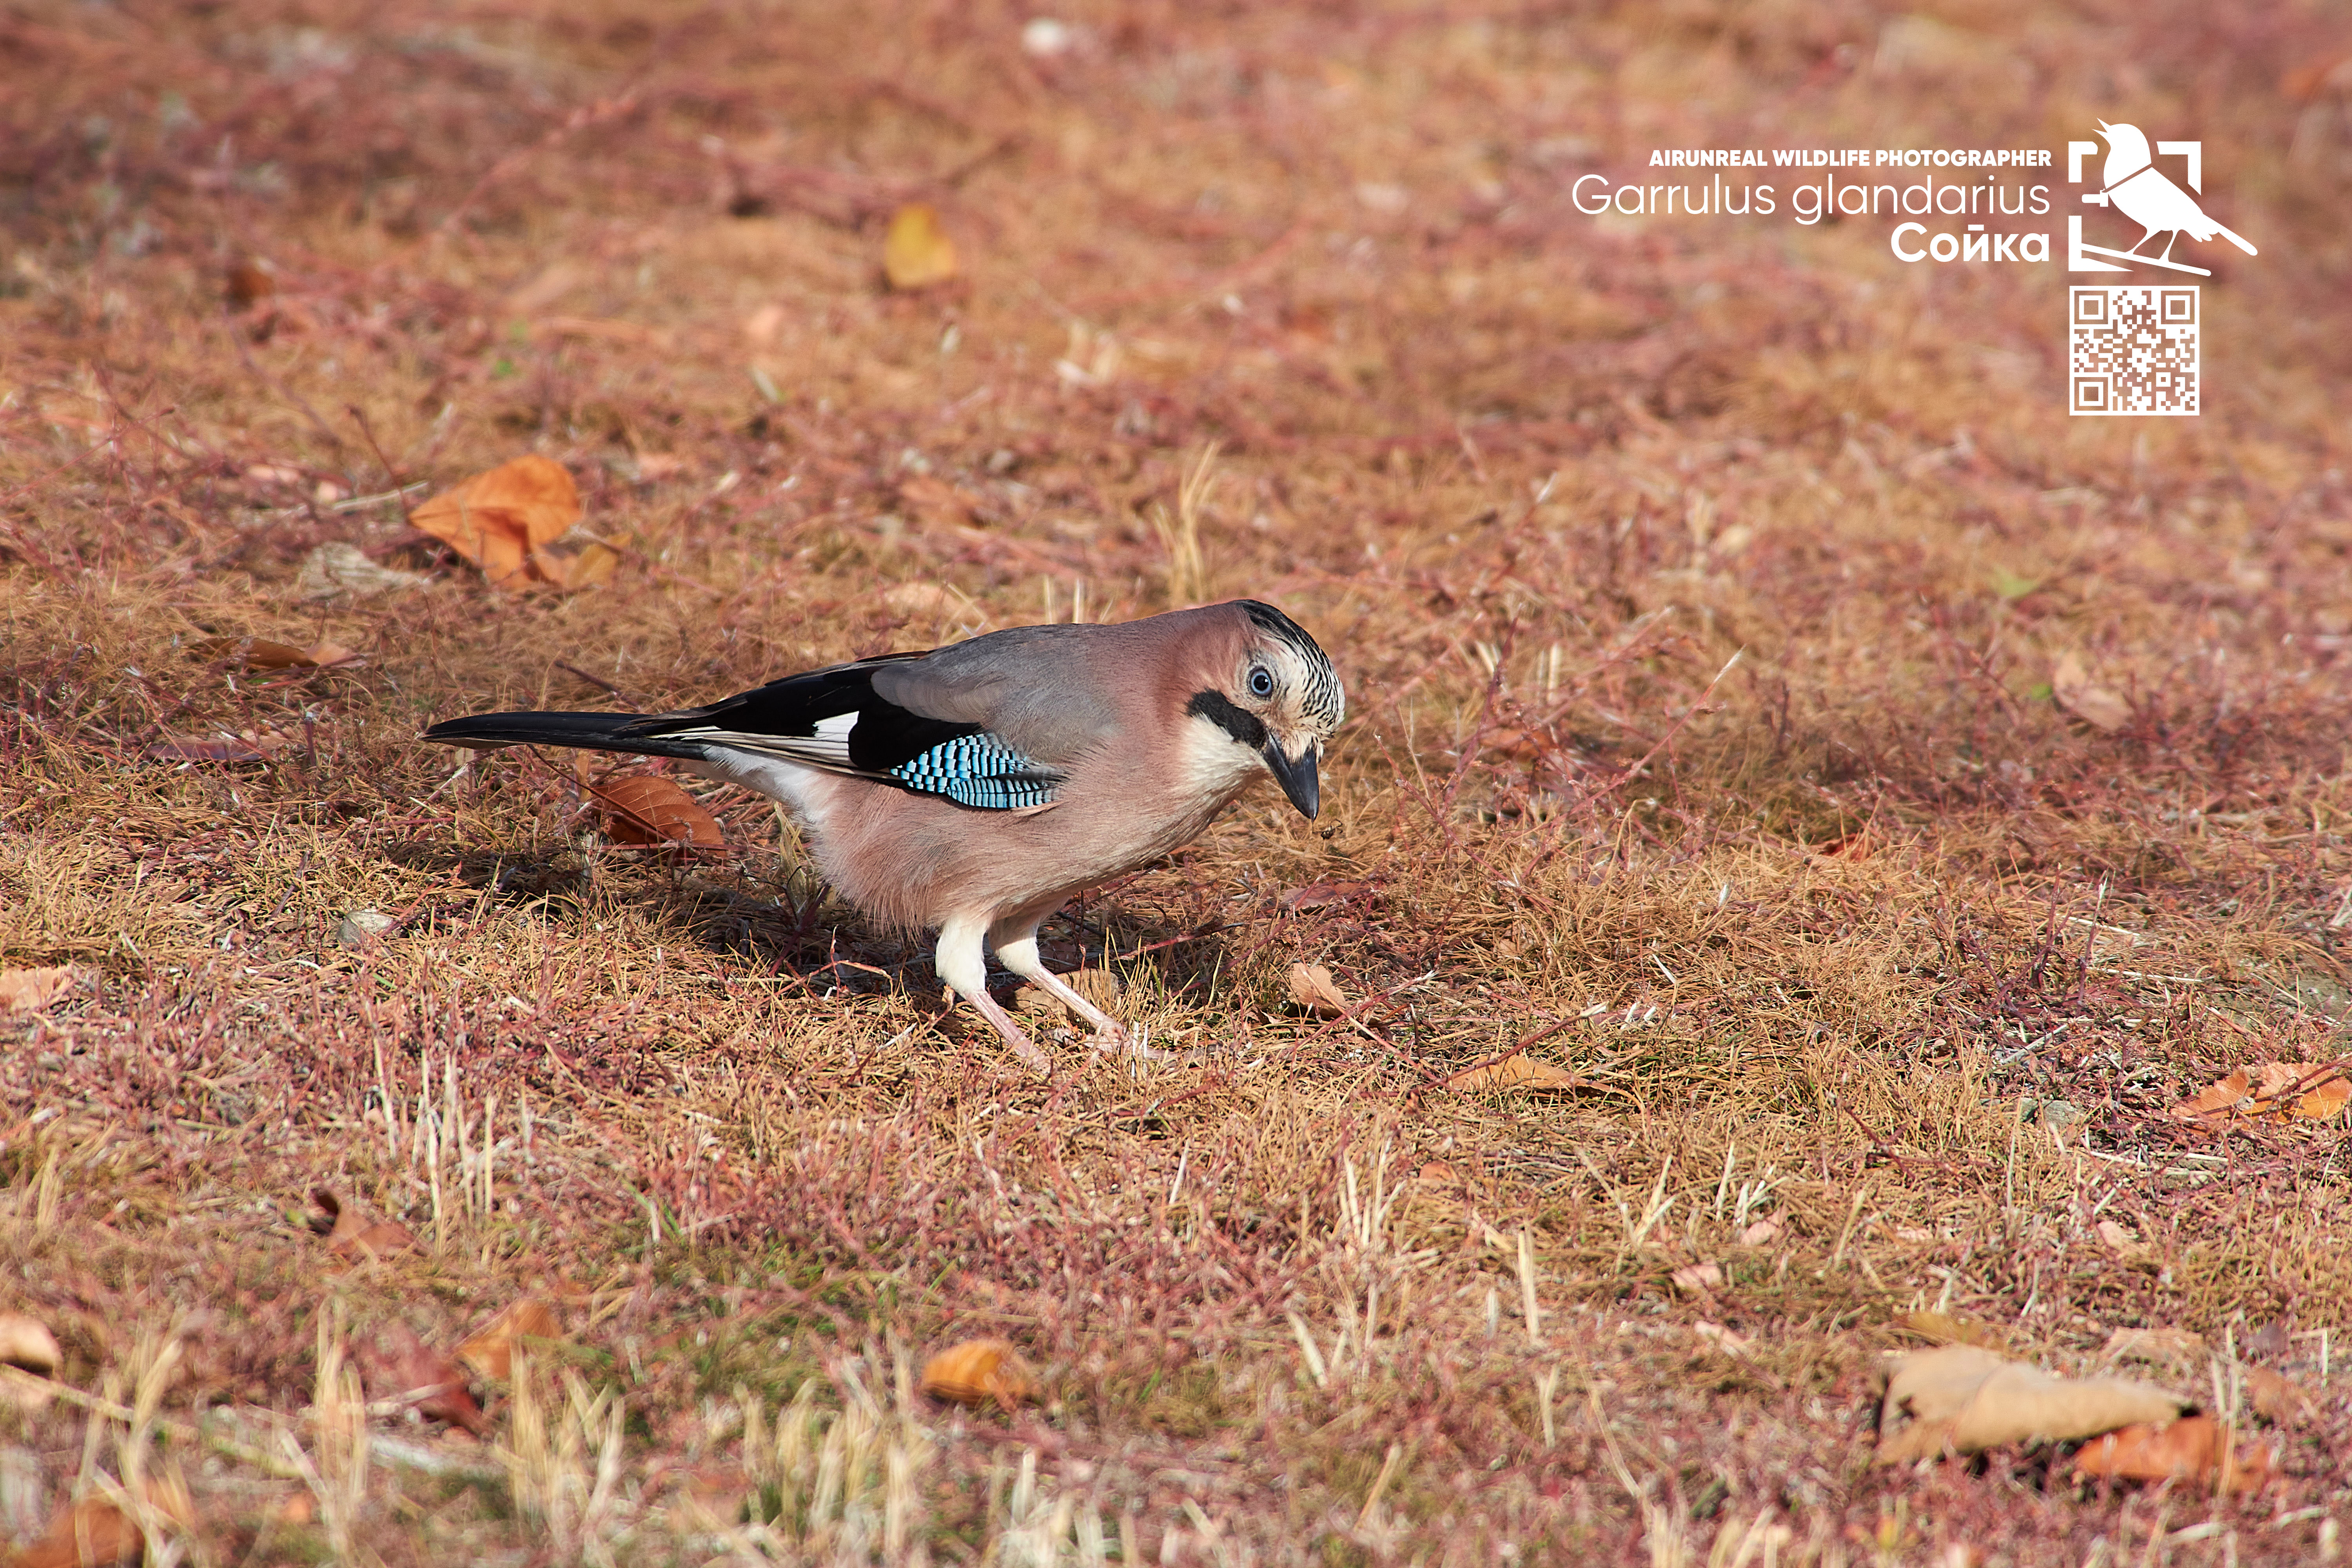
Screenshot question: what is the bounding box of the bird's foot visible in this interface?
[962,985,1053,1074]
[1086,1021,1174,1063]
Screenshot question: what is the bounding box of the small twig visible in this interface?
[1575,648,1744,814]
[345,405,413,527]
[554,660,642,706]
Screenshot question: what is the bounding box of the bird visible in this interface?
[2089,120,2257,263]
[422,599,1344,1070]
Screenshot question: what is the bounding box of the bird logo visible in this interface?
[2076,121,2256,274]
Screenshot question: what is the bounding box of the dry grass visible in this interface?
[6,0,2352,1562]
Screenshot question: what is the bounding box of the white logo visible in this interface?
[2068,122,2256,277]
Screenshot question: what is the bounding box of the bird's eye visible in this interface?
[1246,665,1275,699]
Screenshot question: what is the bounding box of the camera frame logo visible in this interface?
[2065,122,2257,418]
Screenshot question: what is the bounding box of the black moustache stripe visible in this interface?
[1187,688,1269,750]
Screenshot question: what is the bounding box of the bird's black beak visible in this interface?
[1263,739,1320,820]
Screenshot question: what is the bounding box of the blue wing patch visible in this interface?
[888,731,1063,810]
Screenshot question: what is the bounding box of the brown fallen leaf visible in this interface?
[142,730,292,763]
[2172,1061,2352,1123]
[13,1504,136,1568]
[0,1312,62,1413]
[920,1338,1034,1412]
[1694,1320,1751,1356]
[882,203,958,290]
[10,1477,192,1568]
[310,1187,419,1263]
[1875,1344,2182,1464]
[225,258,275,309]
[1808,833,1873,860]
[1286,962,1352,1018]
[1443,1054,1579,1091]
[538,534,624,592]
[193,635,360,670]
[1892,1311,2006,1350]
[2071,1415,2273,1492]
[2258,1060,2352,1120]
[2242,1365,2318,1426]
[0,1314,61,1376]
[592,776,727,850]
[0,966,80,1014]
[1279,880,1376,911]
[1013,967,1122,1019]
[408,454,581,592]
[2052,653,2130,733]
[1670,1261,1724,1296]
[2095,1220,2154,1266]
[1738,1217,1783,1246]
[456,1297,564,1382]
[358,1321,488,1436]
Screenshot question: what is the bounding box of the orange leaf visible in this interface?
[883,203,958,290]
[13,1499,144,1568]
[920,1338,1035,1412]
[2070,1415,2272,1492]
[11,1478,191,1568]
[456,1297,565,1382]
[0,966,79,1014]
[1444,1053,1579,1092]
[409,455,581,592]
[2170,1069,2253,1121]
[553,538,622,591]
[2256,1060,2352,1120]
[592,776,727,850]
[2172,1062,2352,1123]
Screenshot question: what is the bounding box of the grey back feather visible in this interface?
[870,620,1159,764]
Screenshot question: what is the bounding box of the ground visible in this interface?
[5,2,2352,1564]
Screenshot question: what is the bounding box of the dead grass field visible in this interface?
[7,2,2352,1563]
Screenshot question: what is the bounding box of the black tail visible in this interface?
[421,710,711,762]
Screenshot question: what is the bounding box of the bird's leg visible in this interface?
[935,914,1051,1074]
[2159,230,2181,263]
[990,931,1142,1054]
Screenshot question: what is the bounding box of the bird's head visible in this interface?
[1182,600,1345,820]
[2096,120,2151,164]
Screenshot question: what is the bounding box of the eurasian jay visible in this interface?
[423,599,1344,1068]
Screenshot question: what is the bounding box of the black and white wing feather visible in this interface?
[423,651,1077,811]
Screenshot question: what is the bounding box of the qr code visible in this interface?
[2070,287,2198,416]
